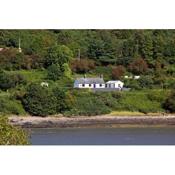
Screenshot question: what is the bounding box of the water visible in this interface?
[30,127,175,145]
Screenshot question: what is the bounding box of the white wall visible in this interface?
[114,82,124,88]
[95,84,105,88]
[78,83,105,88]
[106,82,124,88]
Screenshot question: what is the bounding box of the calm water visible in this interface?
[30,127,175,145]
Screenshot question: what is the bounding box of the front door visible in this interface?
[93,84,96,88]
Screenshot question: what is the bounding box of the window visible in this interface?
[82,84,85,87]
[89,84,92,87]
[100,84,102,87]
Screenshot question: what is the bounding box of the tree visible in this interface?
[22,83,57,116]
[0,116,28,145]
[128,58,148,74]
[47,64,62,81]
[52,87,70,113]
[0,71,26,90]
[70,59,95,73]
[138,76,154,88]
[44,45,73,68]
[63,63,72,79]
[112,65,125,79]
[153,30,164,60]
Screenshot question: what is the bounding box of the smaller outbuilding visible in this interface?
[106,80,124,89]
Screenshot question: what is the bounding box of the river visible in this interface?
[29,126,175,145]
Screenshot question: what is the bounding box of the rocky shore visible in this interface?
[8,115,175,128]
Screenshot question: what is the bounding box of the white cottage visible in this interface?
[105,80,124,89]
[74,77,105,89]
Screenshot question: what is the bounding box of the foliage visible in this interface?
[22,83,57,116]
[112,65,125,79]
[71,58,95,73]
[62,63,72,79]
[44,45,73,68]
[0,30,175,115]
[128,58,148,74]
[115,91,164,113]
[0,96,26,115]
[163,90,175,112]
[138,75,154,89]
[22,83,71,116]
[66,91,111,116]
[47,64,62,81]
[0,70,26,90]
[0,116,29,145]
[52,86,71,112]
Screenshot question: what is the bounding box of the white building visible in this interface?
[74,77,105,89]
[74,77,124,91]
[106,80,124,89]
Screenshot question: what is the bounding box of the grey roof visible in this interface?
[75,78,105,84]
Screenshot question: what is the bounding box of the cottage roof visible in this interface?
[106,80,123,84]
[75,78,105,84]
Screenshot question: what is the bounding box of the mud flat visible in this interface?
[8,115,175,128]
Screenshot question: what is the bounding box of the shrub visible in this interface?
[52,87,71,112]
[124,79,141,90]
[22,83,57,116]
[128,58,148,74]
[138,75,154,89]
[112,65,125,79]
[63,63,72,79]
[70,59,95,73]
[47,64,62,81]
[147,90,168,102]
[0,70,26,90]
[0,97,26,115]
[0,116,29,145]
[115,92,164,113]
[163,90,175,113]
[68,91,111,116]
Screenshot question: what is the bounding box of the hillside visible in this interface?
[0,30,175,116]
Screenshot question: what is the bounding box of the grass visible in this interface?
[0,91,10,97]
[110,111,162,116]
[110,111,146,116]
[5,69,47,82]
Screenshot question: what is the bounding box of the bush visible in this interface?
[67,91,111,116]
[128,58,148,74]
[163,90,175,113]
[47,64,62,81]
[70,59,95,73]
[115,92,164,113]
[22,83,57,116]
[0,116,28,145]
[138,75,154,89]
[112,65,125,80]
[0,70,26,90]
[52,86,71,112]
[0,96,26,115]
[124,79,141,90]
[147,90,168,102]
[22,84,71,116]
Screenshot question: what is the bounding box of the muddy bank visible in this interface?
[8,115,175,128]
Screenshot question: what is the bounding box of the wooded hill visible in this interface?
[0,30,175,116]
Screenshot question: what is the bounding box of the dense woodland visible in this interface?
[0,30,175,116]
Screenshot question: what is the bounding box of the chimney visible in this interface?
[100,74,103,79]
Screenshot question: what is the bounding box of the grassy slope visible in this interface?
[0,69,170,116]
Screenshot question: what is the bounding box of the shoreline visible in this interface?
[8,115,175,128]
